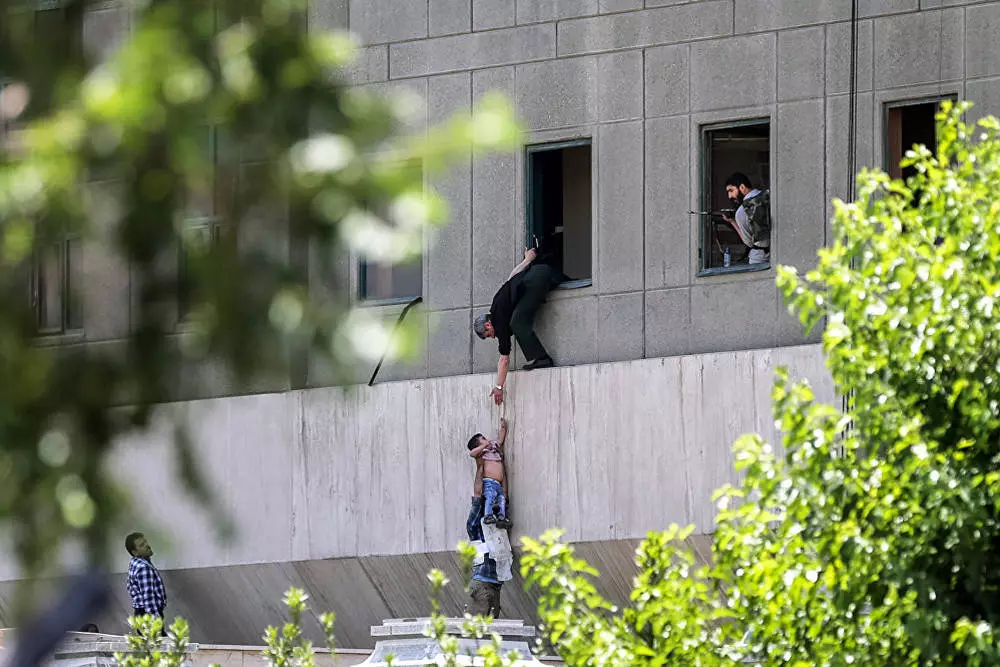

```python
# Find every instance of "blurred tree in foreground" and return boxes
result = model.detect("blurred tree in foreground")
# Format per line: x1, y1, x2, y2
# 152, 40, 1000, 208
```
522, 103, 1000, 665
0, 0, 516, 587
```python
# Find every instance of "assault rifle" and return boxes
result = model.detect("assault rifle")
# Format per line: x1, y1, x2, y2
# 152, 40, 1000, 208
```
688, 209, 736, 218
690, 210, 738, 254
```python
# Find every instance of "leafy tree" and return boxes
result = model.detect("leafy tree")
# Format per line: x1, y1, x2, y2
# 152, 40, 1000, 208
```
521, 527, 734, 666
0, 0, 516, 591
521, 102, 1000, 666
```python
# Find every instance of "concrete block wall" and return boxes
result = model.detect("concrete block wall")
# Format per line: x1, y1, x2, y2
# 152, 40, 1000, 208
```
0, 344, 829, 643
0, 343, 830, 582
58, 0, 1000, 399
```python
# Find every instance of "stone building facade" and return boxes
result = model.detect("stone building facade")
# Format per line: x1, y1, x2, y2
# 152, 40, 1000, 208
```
58, 0, 1000, 395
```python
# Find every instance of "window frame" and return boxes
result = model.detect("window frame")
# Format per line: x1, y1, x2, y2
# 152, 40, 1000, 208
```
177, 216, 224, 321
186, 124, 220, 216
697, 117, 773, 278
882, 95, 957, 176
11, 0, 85, 114
30, 237, 82, 336
13, 2, 85, 337
358, 257, 424, 306
523, 138, 594, 290
357, 159, 426, 306
176, 118, 232, 323
0, 79, 10, 154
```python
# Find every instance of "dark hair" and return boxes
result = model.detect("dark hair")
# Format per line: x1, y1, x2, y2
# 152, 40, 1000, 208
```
725, 172, 752, 190
125, 532, 144, 555
79, 624, 99, 633
467, 434, 484, 451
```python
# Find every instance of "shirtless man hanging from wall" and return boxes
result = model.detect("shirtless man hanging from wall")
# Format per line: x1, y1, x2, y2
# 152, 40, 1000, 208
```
466, 417, 511, 534
465, 417, 510, 618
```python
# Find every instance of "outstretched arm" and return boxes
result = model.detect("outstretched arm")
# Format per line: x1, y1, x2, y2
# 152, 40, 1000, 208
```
491, 355, 510, 405
497, 417, 508, 446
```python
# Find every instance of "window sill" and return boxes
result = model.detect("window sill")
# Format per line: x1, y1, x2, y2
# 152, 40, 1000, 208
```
359, 296, 422, 308
555, 278, 592, 290
547, 278, 594, 301
696, 263, 771, 278
32, 330, 85, 347
174, 318, 206, 335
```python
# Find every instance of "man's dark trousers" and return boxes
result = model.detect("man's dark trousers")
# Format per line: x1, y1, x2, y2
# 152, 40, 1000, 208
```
132, 608, 163, 617
511, 263, 560, 361
131, 608, 166, 636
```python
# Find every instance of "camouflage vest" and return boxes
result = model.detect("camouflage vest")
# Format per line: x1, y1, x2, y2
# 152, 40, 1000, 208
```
742, 189, 771, 248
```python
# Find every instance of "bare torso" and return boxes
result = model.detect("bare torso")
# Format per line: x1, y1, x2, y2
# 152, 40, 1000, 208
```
482, 459, 504, 483
482, 441, 504, 482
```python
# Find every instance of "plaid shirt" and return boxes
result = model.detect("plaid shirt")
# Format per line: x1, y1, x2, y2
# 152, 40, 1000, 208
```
127, 557, 166, 615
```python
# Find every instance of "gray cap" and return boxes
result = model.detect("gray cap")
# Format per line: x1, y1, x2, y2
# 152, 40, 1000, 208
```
473, 312, 490, 339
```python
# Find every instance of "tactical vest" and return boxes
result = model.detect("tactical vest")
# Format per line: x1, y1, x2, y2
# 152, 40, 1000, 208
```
742, 189, 771, 248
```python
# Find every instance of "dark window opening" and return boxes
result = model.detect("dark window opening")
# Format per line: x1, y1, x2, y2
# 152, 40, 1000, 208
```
9, 3, 84, 122
700, 122, 771, 272
31, 239, 81, 334
186, 125, 218, 217
360, 259, 422, 303
526, 141, 592, 285
885, 99, 951, 182
179, 218, 223, 319
2, 4, 83, 155
14, 5, 85, 334
359, 160, 424, 303
177, 123, 225, 321
0, 80, 11, 156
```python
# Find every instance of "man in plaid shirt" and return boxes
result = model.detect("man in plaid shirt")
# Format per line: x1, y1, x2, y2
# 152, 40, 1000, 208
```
125, 532, 166, 618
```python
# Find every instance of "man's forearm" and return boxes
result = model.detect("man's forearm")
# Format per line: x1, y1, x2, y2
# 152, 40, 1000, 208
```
507, 258, 531, 280
496, 355, 509, 388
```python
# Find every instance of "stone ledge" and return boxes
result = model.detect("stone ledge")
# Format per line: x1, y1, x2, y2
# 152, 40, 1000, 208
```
370, 618, 535, 638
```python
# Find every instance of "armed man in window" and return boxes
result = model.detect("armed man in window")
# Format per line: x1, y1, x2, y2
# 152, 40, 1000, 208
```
473, 247, 563, 405
721, 172, 771, 265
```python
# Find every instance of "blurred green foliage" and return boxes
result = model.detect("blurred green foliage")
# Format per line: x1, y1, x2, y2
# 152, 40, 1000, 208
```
0, 0, 516, 591
521, 102, 1000, 665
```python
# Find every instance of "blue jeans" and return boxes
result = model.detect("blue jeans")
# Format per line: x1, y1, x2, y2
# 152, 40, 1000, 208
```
483, 479, 506, 519
466, 496, 485, 542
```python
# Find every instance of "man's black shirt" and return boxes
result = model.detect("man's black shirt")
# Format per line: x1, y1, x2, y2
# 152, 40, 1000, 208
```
489, 272, 523, 356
